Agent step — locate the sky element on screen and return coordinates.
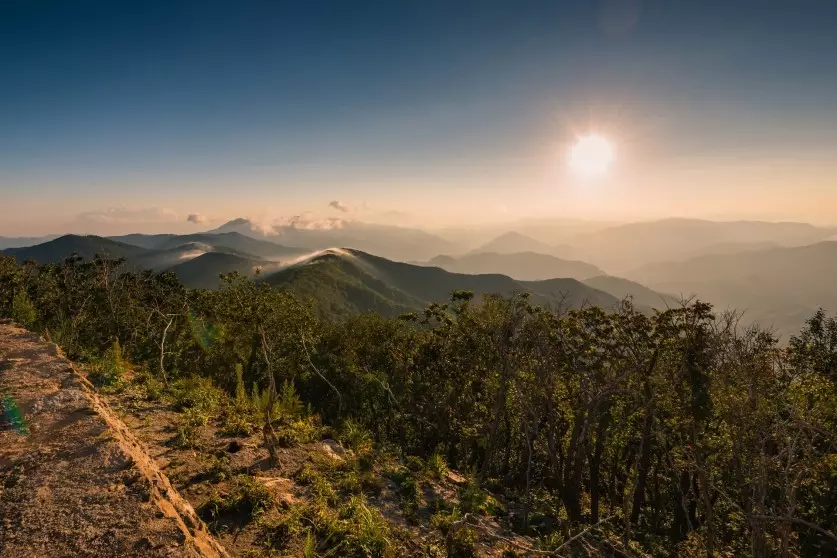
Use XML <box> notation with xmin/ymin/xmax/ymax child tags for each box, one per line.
<box><xmin>2</xmin><ymin>0</ymin><xmax>837</xmax><ymax>235</ymax></box>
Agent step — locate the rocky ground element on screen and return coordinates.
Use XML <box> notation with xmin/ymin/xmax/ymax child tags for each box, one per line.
<box><xmin>0</xmin><ymin>320</ymin><xmax>227</xmax><ymax>558</ymax></box>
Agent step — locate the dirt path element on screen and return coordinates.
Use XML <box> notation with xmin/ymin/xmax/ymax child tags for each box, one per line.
<box><xmin>0</xmin><ymin>320</ymin><xmax>229</xmax><ymax>558</ymax></box>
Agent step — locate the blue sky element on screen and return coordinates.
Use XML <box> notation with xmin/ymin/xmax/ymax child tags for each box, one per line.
<box><xmin>2</xmin><ymin>0</ymin><xmax>837</xmax><ymax>234</ymax></box>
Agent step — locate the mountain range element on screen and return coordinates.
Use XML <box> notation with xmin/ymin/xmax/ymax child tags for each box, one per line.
<box><xmin>421</xmin><ymin>251</ymin><xmax>601</xmax><ymax>281</ymax></box>
<box><xmin>208</xmin><ymin>218</ymin><xmax>461</xmax><ymax>262</ymax></box>
<box><xmin>5</xmin><ymin>217</ymin><xmax>837</xmax><ymax>337</ymax></box>
<box><xmin>1</xmin><ymin>234</ymin><xmax>640</xmax><ymax>318</ymax></box>
<box><xmin>263</xmin><ymin>249</ymin><xmax>622</xmax><ymax>318</ymax></box>
<box><xmin>627</xmin><ymin>241</ymin><xmax>837</xmax><ymax>336</ymax></box>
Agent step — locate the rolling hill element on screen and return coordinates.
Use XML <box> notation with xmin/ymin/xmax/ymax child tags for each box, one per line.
<box><xmin>626</xmin><ymin>241</ymin><xmax>837</xmax><ymax>337</ymax></box>
<box><xmin>475</xmin><ymin>231</ymin><xmax>562</xmax><ymax>255</ymax></box>
<box><xmin>581</xmin><ymin>276</ymin><xmax>675</xmax><ymax>310</ymax></box>
<box><xmin>152</xmin><ymin>232</ymin><xmax>306</xmax><ymax>259</ymax></box>
<box><xmin>424</xmin><ymin>251</ymin><xmax>603</xmax><ymax>281</ymax></box>
<box><xmin>0</xmin><ymin>234</ymin><xmax>60</xmax><ymax>250</ymax></box>
<box><xmin>208</xmin><ymin>218</ymin><xmax>463</xmax><ymax>262</ymax></box>
<box><xmin>261</xmin><ymin>248</ymin><xmax>619</xmax><ymax>318</ymax></box>
<box><xmin>1</xmin><ymin>235</ymin><xmax>275</xmax><ymax>289</ymax></box>
<box><xmin>166</xmin><ymin>252</ymin><xmax>272</xmax><ymax>290</ymax></box>
<box><xmin>108</xmin><ymin>233</ymin><xmax>178</xmax><ymax>249</ymax></box>
<box><xmin>567</xmin><ymin>218</ymin><xmax>835</xmax><ymax>273</ymax></box>
<box><xmin>2</xmin><ymin>235</ymin><xmax>150</xmax><ymax>264</ymax></box>
<box><xmin>111</xmin><ymin>231</ymin><xmax>306</xmax><ymax>259</ymax></box>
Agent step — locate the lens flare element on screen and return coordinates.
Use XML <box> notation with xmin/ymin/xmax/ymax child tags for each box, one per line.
<box><xmin>2</xmin><ymin>393</ymin><xmax>28</xmax><ymax>436</ymax></box>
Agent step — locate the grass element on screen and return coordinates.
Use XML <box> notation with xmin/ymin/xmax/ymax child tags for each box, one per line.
<box><xmin>171</xmin><ymin>376</ymin><xmax>224</xmax><ymax>414</ymax></box>
<box><xmin>200</xmin><ymin>474</ymin><xmax>275</xmax><ymax>524</ymax></box>
<box><xmin>261</xmin><ymin>496</ymin><xmax>397</xmax><ymax>558</ymax></box>
<box><xmin>446</xmin><ymin>525</ymin><xmax>479</xmax><ymax>558</ymax></box>
<box><xmin>426</xmin><ymin>452</ymin><xmax>448</xmax><ymax>480</ymax></box>
<box><xmin>458</xmin><ymin>478</ymin><xmax>503</xmax><ymax>517</ymax></box>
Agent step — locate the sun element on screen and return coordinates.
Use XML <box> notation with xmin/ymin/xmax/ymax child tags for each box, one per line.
<box><xmin>568</xmin><ymin>134</ymin><xmax>615</xmax><ymax>178</ymax></box>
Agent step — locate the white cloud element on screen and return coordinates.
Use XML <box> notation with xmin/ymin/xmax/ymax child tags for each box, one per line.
<box><xmin>328</xmin><ymin>200</ymin><xmax>350</xmax><ymax>213</ymax></box>
<box><xmin>186</xmin><ymin>213</ymin><xmax>207</xmax><ymax>224</ymax></box>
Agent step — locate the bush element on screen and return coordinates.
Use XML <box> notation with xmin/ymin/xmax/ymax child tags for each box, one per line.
<box><xmin>447</xmin><ymin>525</ymin><xmax>478</xmax><ymax>558</ymax></box>
<box><xmin>171</xmin><ymin>376</ymin><xmax>225</xmax><ymax>414</ymax></box>
<box><xmin>199</xmin><ymin>474</ymin><xmax>274</xmax><ymax>523</ymax></box>
<box><xmin>340</xmin><ymin>495</ymin><xmax>394</xmax><ymax>557</ymax></box>
<box><xmin>458</xmin><ymin>479</ymin><xmax>502</xmax><ymax>516</ymax></box>
<box><xmin>219</xmin><ymin>407</ymin><xmax>254</xmax><ymax>437</ymax></box>
<box><xmin>294</xmin><ymin>462</ymin><xmax>338</xmax><ymax>505</ymax></box>
<box><xmin>171</xmin><ymin>422</ymin><xmax>199</xmax><ymax>449</ymax></box>
<box><xmin>430</xmin><ymin>508</ymin><xmax>461</xmax><ymax>534</ymax></box>
<box><xmin>11</xmin><ymin>290</ymin><xmax>36</xmax><ymax>327</ymax></box>
<box><xmin>88</xmin><ymin>340</ymin><xmax>126</xmax><ymax>387</ymax></box>
<box><xmin>339</xmin><ymin>419</ymin><xmax>372</xmax><ymax>452</ymax></box>
<box><xmin>276</xmin><ymin>417</ymin><xmax>320</xmax><ymax>447</ymax></box>
<box><xmin>426</xmin><ymin>452</ymin><xmax>448</xmax><ymax>480</ymax></box>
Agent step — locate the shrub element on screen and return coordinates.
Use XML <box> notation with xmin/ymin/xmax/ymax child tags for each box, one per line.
<box><xmin>219</xmin><ymin>408</ymin><xmax>254</xmax><ymax>437</ymax></box>
<box><xmin>171</xmin><ymin>423</ymin><xmax>199</xmax><ymax>449</ymax></box>
<box><xmin>88</xmin><ymin>339</ymin><xmax>126</xmax><ymax>387</ymax></box>
<box><xmin>203</xmin><ymin>453</ymin><xmax>232</xmax><ymax>482</ymax></box>
<box><xmin>234</xmin><ymin>363</ymin><xmax>247</xmax><ymax>405</ymax></box>
<box><xmin>426</xmin><ymin>452</ymin><xmax>448</xmax><ymax>480</ymax></box>
<box><xmin>340</xmin><ymin>495</ymin><xmax>394</xmax><ymax>557</ymax></box>
<box><xmin>458</xmin><ymin>479</ymin><xmax>502</xmax><ymax>516</ymax></box>
<box><xmin>294</xmin><ymin>462</ymin><xmax>338</xmax><ymax>505</ymax></box>
<box><xmin>430</xmin><ymin>508</ymin><xmax>461</xmax><ymax>534</ymax></box>
<box><xmin>446</xmin><ymin>525</ymin><xmax>478</xmax><ymax>558</ymax></box>
<box><xmin>277</xmin><ymin>379</ymin><xmax>304</xmax><ymax>417</ymax></box>
<box><xmin>339</xmin><ymin>418</ymin><xmax>372</xmax><ymax>452</ymax></box>
<box><xmin>171</xmin><ymin>376</ymin><xmax>224</xmax><ymax>414</ymax></box>
<box><xmin>276</xmin><ymin>417</ymin><xmax>319</xmax><ymax>447</ymax></box>
<box><xmin>11</xmin><ymin>290</ymin><xmax>36</xmax><ymax>327</ymax></box>
<box><xmin>199</xmin><ymin>474</ymin><xmax>274</xmax><ymax>523</ymax></box>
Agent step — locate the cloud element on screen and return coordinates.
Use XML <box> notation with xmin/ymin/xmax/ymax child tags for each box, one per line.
<box><xmin>186</xmin><ymin>213</ymin><xmax>207</xmax><ymax>224</ymax></box>
<box><xmin>328</xmin><ymin>200</ymin><xmax>350</xmax><ymax>213</ymax></box>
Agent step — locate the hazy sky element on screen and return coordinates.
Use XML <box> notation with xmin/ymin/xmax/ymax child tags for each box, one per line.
<box><xmin>2</xmin><ymin>0</ymin><xmax>837</xmax><ymax>235</ymax></box>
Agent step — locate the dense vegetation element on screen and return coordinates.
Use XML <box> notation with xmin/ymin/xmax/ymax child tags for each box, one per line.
<box><xmin>2</xmin><ymin>253</ymin><xmax>836</xmax><ymax>557</ymax></box>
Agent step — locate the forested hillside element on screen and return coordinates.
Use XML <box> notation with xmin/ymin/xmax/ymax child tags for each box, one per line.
<box><xmin>1</xmin><ymin>253</ymin><xmax>836</xmax><ymax>557</ymax></box>
<box><xmin>263</xmin><ymin>249</ymin><xmax>618</xmax><ymax>318</ymax></box>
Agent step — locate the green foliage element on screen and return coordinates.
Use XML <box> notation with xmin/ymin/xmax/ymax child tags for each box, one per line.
<box><xmin>234</xmin><ymin>363</ymin><xmax>247</xmax><ymax>405</ymax></box>
<box><xmin>426</xmin><ymin>452</ymin><xmax>448</xmax><ymax>480</ymax></box>
<box><xmin>250</xmin><ymin>382</ymin><xmax>273</xmax><ymax>415</ymax></box>
<box><xmin>430</xmin><ymin>508</ymin><xmax>461</xmax><ymax>534</ymax></box>
<box><xmin>276</xmin><ymin>416</ymin><xmax>320</xmax><ymax>447</ymax></box>
<box><xmin>11</xmin><ymin>289</ymin><xmax>36</xmax><ymax>327</ymax></box>
<box><xmin>88</xmin><ymin>339</ymin><xmax>126</xmax><ymax>387</ymax></box>
<box><xmin>458</xmin><ymin>479</ymin><xmax>502</xmax><ymax>517</ymax></box>
<box><xmin>277</xmin><ymin>379</ymin><xmax>304</xmax><ymax>417</ymax></box>
<box><xmin>339</xmin><ymin>419</ymin><xmax>372</xmax><ymax>452</ymax></box>
<box><xmin>446</xmin><ymin>525</ymin><xmax>478</xmax><ymax>558</ymax></box>
<box><xmin>203</xmin><ymin>453</ymin><xmax>232</xmax><ymax>482</ymax></box>
<box><xmin>264</xmin><ymin>496</ymin><xmax>396</xmax><ymax>558</ymax></box>
<box><xmin>171</xmin><ymin>422</ymin><xmax>199</xmax><ymax>449</ymax></box>
<box><xmin>219</xmin><ymin>406</ymin><xmax>254</xmax><ymax>437</ymax></box>
<box><xmin>199</xmin><ymin>474</ymin><xmax>274</xmax><ymax>523</ymax></box>
<box><xmin>294</xmin><ymin>461</ymin><xmax>338</xmax><ymax>506</ymax></box>
<box><xmin>4</xmin><ymin>254</ymin><xmax>837</xmax><ymax>556</ymax></box>
<box><xmin>171</xmin><ymin>376</ymin><xmax>224</xmax><ymax>414</ymax></box>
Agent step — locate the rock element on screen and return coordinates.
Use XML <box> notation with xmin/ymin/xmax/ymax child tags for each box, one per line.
<box><xmin>321</xmin><ymin>439</ymin><xmax>347</xmax><ymax>461</ymax></box>
<box><xmin>445</xmin><ymin>470</ymin><xmax>467</xmax><ymax>485</ymax></box>
<box><xmin>32</xmin><ymin>389</ymin><xmax>89</xmax><ymax>414</ymax></box>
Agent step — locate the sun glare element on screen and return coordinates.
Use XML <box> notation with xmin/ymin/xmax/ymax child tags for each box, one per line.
<box><xmin>569</xmin><ymin>134</ymin><xmax>615</xmax><ymax>178</ymax></box>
